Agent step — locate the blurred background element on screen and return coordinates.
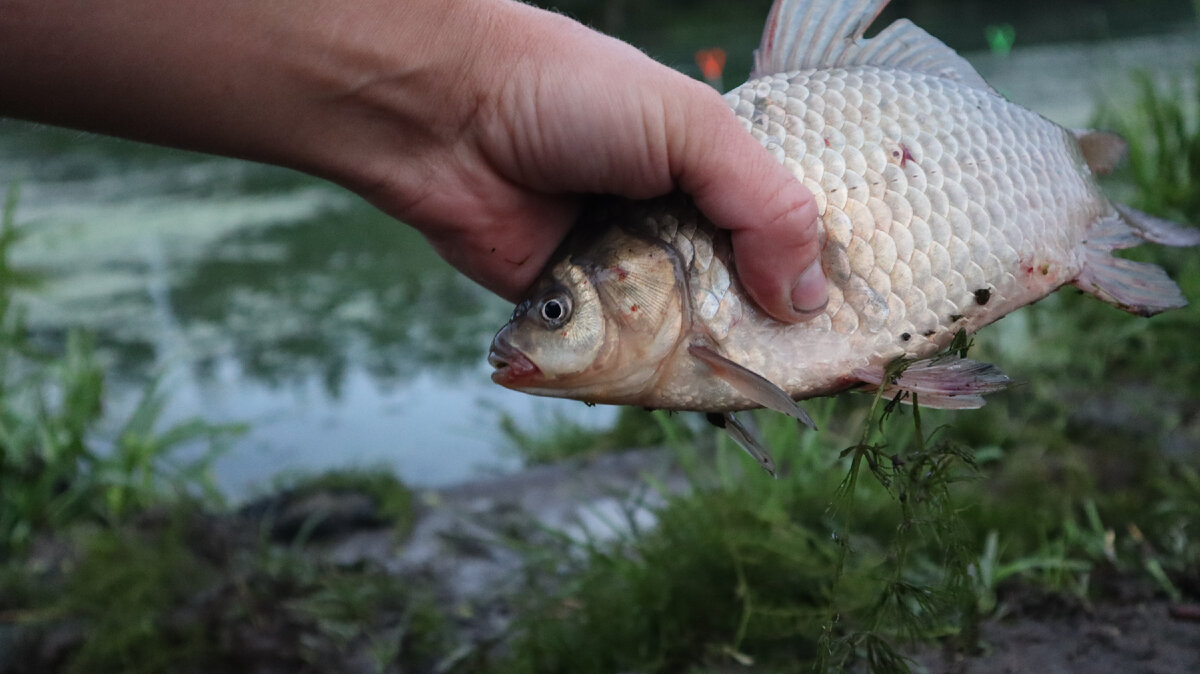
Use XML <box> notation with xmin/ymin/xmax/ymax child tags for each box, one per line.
<box><xmin>2</xmin><ymin>2</ymin><xmax>1199</xmax><ymax>673</ymax></box>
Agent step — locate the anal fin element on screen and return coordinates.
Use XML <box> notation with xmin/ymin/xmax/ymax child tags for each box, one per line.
<box><xmin>853</xmin><ymin>356</ymin><xmax>1011</xmax><ymax>409</ymax></box>
<box><xmin>689</xmin><ymin>344</ymin><xmax>817</xmax><ymax>430</ymax></box>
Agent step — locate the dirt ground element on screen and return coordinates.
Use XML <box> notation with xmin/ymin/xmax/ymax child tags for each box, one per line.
<box><xmin>914</xmin><ymin>582</ymin><xmax>1200</xmax><ymax>674</ymax></box>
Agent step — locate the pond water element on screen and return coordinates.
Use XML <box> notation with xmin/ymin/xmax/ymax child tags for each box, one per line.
<box><xmin>0</xmin><ymin>132</ymin><xmax>617</xmax><ymax>497</ymax></box>
<box><xmin>1</xmin><ymin>23</ymin><xmax>1197</xmax><ymax>499</ymax></box>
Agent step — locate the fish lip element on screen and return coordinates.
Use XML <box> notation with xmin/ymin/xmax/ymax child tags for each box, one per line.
<box><xmin>488</xmin><ymin>337</ymin><xmax>541</xmax><ymax>387</ymax></box>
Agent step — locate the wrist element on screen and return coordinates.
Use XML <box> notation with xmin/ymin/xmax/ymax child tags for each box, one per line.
<box><xmin>0</xmin><ymin>0</ymin><xmax>506</xmax><ymax>187</ymax></box>
<box><xmin>280</xmin><ymin>0</ymin><xmax>520</xmax><ymax>192</ymax></box>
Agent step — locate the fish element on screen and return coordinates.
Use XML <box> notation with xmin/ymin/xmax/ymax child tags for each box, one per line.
<box><xmin>487</xmin><ymin>0</ymin><xmax>1200</xmax><ymax>474</ymax></box>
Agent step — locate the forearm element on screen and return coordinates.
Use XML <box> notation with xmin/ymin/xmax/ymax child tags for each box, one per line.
<box><xmin>0</xmin><ymin>0</ymin><xmax>500</xmax><ymax>183</ymax></box>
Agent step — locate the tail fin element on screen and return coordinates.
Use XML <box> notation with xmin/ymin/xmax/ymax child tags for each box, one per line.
<box><xmin>1074</xmin><ymin>205</ymin><xmax>1200</xmax><ymax>316</ymax></box>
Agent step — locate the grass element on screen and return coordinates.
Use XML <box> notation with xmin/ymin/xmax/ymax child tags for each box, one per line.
<box><xmin>497</xmin><ymin>391</ymin><xmax>1199</xmax><ymax>671</ymax></box>
<box><xmin>1095</xmin><ymin>64</ymin><xmax>1200</xmax><ymax>223</ymax></box>
<box><xmin>6</xmin><ymin>510</ymin><xmax>447</xmax><ymax>674</ymax></box>
<box><xmin>0</xmin><ymin>186</ymin><xmax>237</xmax><ymax>556</ymax></box>
<box><xmin>0</xmin><ymin>188</ymin><xmax>446</xmax><ymax>673</ymax></box>
<box><xmin>498</xmin><ymin>401</ymin><xmax>978</xmax><ymax>672</ymax></box>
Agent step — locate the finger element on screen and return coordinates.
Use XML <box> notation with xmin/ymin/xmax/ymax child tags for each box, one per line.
<box><xmin>666</xmin><ymin>80</ymin><xmax>827</xmax><ymax>323</ymax></box>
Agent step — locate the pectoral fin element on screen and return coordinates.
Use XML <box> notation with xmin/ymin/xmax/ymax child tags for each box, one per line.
<box><xmin>707</xmin><ymin>412</ymin><xmax>777</xmax><ymax>478</ymax></box>
<box><xmin>853</xmin><ymin>356</ymin><xmax>1011</xmax><ymax>409</ymax></box>
<box><xmin>689</xmin><ymin>344</ymin><xmax>817</xmax><ymax>430</ymax></box>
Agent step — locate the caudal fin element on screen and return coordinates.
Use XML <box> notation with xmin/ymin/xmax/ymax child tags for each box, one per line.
<box><xmin>1073</xmin><ymin>204</ymin><xmax>1200</xmax><ymax>316</ymax></box>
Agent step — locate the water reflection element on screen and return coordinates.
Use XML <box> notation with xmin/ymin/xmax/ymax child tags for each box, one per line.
<box><xmin>0</xmin><ymin>122</ymin><xmax>605</xmax><ymax>496</ymax></box>
<box><xmin>171</xmin><ymin>202</ymin><xmax>503</xmax><ymax>396</ymax></box>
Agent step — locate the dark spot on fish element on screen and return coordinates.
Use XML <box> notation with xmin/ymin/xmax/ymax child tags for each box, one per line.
<box><xmin>974</xmin><ymin>288</ymin><xmax>991</xmax><ymax>305</ymax></box>
<box><xmin>950</xmin><ymin>314</ymin><xmax>964</xmax><ymax>322</ymax></box>
<box><xmin>900</xmin><ymin>332</ymin><xmax>911</xmax><ymax>342</ymax></box>
<box><xmin>490</xmin><ymin>247</ymin><xmax>496</xmax><ymax>253</ymax></box>
<box><xmin>922</xmin><ymin>330</ymin><xmax>936</xmax><ymax>337</ymax></box>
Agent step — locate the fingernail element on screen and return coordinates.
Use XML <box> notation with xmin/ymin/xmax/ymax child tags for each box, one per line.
<box><xmin>791</xmin><ymin>259</ymin><xmax>828</xmax><ymax>317</ymax></box>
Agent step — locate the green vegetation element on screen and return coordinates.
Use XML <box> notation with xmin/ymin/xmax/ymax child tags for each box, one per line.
<box><xmin>0</xmin><ymin>190</ymin><xmax>443</xmax><ymax>673</ymax></box>
<box><xmin>498</xmin><ymin>393</ymin><xmax>1197</xmax><ymax>672</ymax></box>
<box><xmin>7</xmin><ymin>513</ymin><xmax>447</xmax><ymax>674</ymax></box>
<box><xmin>1095</xmin><ymin>64</ymin><xmax>1200</xmax><ymax>226</ymax></box>
<box><xmin>269</xmin><ymin>468</ymin><xmax>419</xmax><ymax>535</ymax></box>
<box><xmin>0</xmin><ymin>185</ymin><xmax>235</xmax><ymax>556</ymax></box>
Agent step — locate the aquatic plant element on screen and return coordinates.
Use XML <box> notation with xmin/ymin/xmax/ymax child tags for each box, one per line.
<box><xmin>497</xmin><ymin>398</ymin><xmax>976</xmax><ymax>673</ymax></box>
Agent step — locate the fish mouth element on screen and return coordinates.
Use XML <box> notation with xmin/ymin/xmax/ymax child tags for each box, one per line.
<box><xmin>488</xmin><ymin>337</ymin><xmax>541</xmax><ymax>387</ymax></box>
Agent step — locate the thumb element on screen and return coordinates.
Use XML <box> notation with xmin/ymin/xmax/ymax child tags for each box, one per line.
<box><xmin>667</xmin><ymin>81</ymin><xmax>827</xmax><ymax>323</ymax></box>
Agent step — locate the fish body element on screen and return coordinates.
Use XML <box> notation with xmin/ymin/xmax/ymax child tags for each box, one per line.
<box><xmin>488</xmin><ymin>0</ymin><xmax>1199</xmax><ymax>432</ymax></box>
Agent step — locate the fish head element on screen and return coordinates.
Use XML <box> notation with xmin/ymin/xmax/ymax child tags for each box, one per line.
<box><xmin>489</xmin><ymin>218</ymin><xmax>686</xmax><ymax>403</ymax></box>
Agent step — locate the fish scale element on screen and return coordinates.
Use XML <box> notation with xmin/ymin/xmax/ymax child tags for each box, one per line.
<box><xmin>489</xmin><ymin>0</ymin><xmax>1199</xmax><ymax>449</ymax></box>
<box><xmin>698</xmin><ymin>66</ymin><xmax>1099</xmax><ymax>392</ymax></box>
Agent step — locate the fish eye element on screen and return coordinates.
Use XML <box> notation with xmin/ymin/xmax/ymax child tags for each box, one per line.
<box><xmin>537</xmin><ymin>292</ymin><xmax>572</xmax><ymax>328</ymax></box>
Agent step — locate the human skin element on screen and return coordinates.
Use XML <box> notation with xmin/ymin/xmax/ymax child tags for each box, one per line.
<box><xmin>0</xmin><ymin>0</ymin><xmax>827</xmax><ymax>322</ymax></box>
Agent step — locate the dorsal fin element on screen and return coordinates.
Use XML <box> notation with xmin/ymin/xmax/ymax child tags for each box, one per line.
<box><xmin>752</xmin><ymin>0</ymin><xmax>992</xmax><ymax>91</ymax></box>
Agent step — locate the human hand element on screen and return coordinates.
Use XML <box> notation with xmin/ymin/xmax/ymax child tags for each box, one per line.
<box><xmin>334</xmin><ymin>0</ymin><xmax>827</xmax><ymax>322</ymax></box>
<box><xmin>0</xmin><ymin>0</ymin><xmax>827</xmax><ymax>322</ymax></box>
